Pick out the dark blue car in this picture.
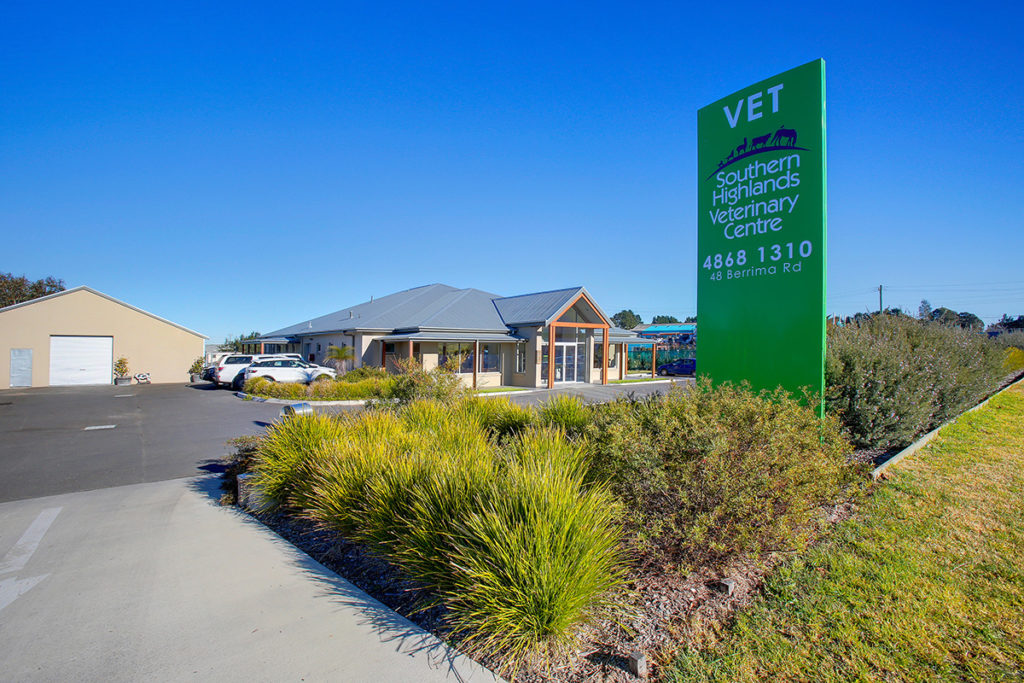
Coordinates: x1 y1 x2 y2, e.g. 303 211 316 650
657 358 696 376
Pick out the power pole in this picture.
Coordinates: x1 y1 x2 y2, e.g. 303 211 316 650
878 285 883 314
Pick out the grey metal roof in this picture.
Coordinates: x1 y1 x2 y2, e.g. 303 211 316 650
378 331 524 343
598 327 651 343
262 283 616 341
396 288 507 332
492 287 582 326
264 284 465 337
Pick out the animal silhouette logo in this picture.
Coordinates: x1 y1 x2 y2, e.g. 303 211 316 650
707 125 806 179
771 126 797 147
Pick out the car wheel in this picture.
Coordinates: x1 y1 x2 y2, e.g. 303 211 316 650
232 376 244 391
312 374 331 382
659 368 668 376
264 377 275 382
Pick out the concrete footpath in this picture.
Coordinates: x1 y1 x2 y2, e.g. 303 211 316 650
0 476 500 682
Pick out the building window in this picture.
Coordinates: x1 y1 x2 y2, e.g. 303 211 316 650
515 344 526 374
594 344 617 369
438 343 474 374
480 343 501 373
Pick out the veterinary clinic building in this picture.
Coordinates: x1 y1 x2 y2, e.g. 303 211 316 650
1 287 207 388
245 284 654 389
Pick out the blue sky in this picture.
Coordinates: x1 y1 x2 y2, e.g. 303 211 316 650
3 1 1022 342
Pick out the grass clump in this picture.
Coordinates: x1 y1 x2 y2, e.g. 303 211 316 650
538 394 591 437
826 315 1007 448
667 382 1024 682
248 401 626 669
463 397 536 439
445 428 625 665
252 411 351 506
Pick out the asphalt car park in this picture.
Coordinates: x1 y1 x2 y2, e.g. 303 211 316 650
0 383 355 504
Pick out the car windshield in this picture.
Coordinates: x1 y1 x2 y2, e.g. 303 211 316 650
225 356 251 364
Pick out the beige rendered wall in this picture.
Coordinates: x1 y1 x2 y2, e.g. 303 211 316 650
0 289 205 387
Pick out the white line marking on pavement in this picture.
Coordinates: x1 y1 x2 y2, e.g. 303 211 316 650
0 574 49 613
114 394 135 397
0 507 62 575
83 424 117 431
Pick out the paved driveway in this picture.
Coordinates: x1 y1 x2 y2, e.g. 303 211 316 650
0 383 298 503
505 377 692 406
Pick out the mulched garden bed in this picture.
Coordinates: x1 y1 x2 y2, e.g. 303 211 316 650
233 485 859 682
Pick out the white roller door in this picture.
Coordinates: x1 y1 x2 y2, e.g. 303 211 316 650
49 336 113 385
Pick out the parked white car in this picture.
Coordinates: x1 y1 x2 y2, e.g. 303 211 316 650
243 359 337 385
214 354 299 389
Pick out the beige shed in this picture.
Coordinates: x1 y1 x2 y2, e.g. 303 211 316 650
0 287 206 388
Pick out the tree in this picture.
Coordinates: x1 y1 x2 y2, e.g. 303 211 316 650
219 331 262 352
684 315 697 323
652 315 681 324
325 344 355 372
918 299 932 320
956 311 984 331
611 309 642 329
997 314 1024 331
0 272 65 308
930 307 959 326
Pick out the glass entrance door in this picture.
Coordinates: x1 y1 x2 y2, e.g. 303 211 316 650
563 344 576 382
541 328 589 385
550 342 584 383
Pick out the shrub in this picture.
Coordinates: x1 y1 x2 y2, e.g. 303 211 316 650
584 380 857 568
994 331 1024 352
385 357 471 405
660 382 854 564
826 315 1006 448
339 365 389 383
1004 347 1024 373
243 376 395 401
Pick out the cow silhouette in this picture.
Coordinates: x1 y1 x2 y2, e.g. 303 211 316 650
736 137 748 156
752 133 771 149
771 126 797 147
725 149 735 163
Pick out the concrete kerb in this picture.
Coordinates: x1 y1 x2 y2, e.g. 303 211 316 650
235 391 370 406
871 373 1024 480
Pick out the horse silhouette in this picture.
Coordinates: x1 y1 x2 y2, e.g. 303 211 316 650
752 133 771 149
736 137 748 156
771 126 797 147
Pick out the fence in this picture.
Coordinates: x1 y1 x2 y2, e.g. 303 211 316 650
628 345 695 371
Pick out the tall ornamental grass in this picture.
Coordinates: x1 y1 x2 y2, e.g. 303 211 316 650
826 315 1006 449
249 402 626 667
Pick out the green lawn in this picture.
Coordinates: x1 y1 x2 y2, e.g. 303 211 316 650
668 382 1024 682
610 376 664 384
475 386 528 394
